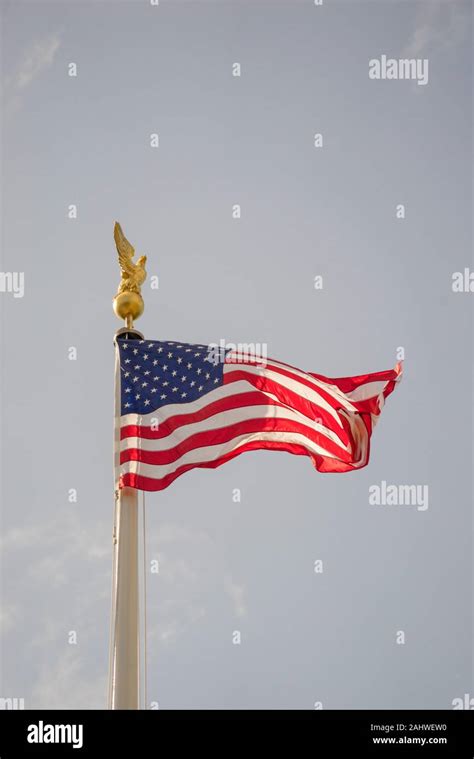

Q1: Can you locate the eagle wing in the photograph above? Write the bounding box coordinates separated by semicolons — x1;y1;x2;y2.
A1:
114;222;136;276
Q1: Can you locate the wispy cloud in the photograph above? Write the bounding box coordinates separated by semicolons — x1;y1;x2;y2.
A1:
4;33;60;114
31;648;107;710
1;511;111;708
403;0;469;58
225;577;247;619
15;35;60;90
1;512;109;566
0;604;18;635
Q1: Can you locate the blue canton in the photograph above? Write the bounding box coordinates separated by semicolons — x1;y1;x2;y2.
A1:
119;340;226;416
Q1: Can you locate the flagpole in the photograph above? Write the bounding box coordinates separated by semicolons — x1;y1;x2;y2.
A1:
108;222;148;710
109;479;140;709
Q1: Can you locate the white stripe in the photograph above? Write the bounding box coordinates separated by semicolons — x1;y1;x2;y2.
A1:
121;380;256;427
224;362;351;426
265;357;398;409
226;358;362;411
120;428;368;482
258;358;363;410
121;373;349;437
120;402;349;454
344;380;392;402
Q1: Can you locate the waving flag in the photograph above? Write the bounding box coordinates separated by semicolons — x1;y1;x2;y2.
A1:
115;339;402;492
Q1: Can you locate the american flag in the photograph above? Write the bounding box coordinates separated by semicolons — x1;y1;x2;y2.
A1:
115;339;402;492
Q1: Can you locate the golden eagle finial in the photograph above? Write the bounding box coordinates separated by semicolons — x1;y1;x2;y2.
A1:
113;222;147;328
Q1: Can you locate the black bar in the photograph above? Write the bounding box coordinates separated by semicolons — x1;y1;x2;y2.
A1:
0;709;473;757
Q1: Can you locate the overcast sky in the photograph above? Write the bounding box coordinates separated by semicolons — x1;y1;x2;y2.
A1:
0;0;472;709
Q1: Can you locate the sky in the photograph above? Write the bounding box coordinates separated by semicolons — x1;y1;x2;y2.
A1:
0;0;472;709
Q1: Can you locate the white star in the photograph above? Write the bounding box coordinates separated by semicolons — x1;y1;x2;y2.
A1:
181;376;187;382
194;352;201;357
125;388;131;393
125;359;131;364
148;343;154;348
213;378;219;383
181;392;187;398
167;352;173;358
157;347;163;353
198;385;203;392
190;381;196;387
133;376;139;383
134;364;141;370
185;348;192;353
177;357;183;364
171;370;177;377
133;348;138;355
196;368;202;374
124;371;130;378
143;354;149;360
162;381;169;387
135;393;140;400
144;399;150;406
125;402;131;408
122;344;128;350
205;372;210;379
162;364;168;371
144;370;150;376
172;387;178;392
151;388;157;393
153;360;158;366
187;363;192;369
160;394;167;400
153;376;160;382
142;382;148;388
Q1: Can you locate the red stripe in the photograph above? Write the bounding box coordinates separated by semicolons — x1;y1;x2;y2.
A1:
120;416;351;466
120;366;397;450
235;353;402;398
120;437;370;492
121;390;335;442
122;389;347;453
223;369;351;447
225;363;354;415
226;356;401;416
309;364;401;394
301;363;399;415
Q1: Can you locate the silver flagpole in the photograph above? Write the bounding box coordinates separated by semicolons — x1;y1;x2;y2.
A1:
108;222;148;710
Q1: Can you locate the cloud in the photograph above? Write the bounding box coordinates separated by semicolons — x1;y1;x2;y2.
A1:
1;512;112;632
149;599;206;646
1;512;110;567
0;604;18;635
144;523;214;645
30;648;107;710
15;35;60;90
2;515;243;705
225;577;247;618
1;510;112;708
403;0;469;58
4;33;60;114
